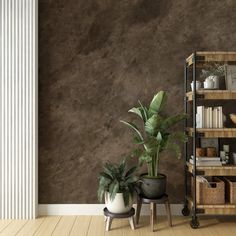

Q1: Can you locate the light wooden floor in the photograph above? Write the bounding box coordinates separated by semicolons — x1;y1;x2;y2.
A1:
0;215;236;236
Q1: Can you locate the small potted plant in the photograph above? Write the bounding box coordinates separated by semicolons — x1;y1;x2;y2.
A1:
121;91;188;198
200;62;225;89
98;160;138;214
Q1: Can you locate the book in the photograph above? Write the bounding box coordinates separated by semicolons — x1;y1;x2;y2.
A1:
204;107;208;128
191;156;221;161
218;106;223;128
209;107;213;128
196;106;204;128
212;107;218;128
189;159;222;166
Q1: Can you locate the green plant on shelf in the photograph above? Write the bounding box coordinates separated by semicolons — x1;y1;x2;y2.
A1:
200;62;225;79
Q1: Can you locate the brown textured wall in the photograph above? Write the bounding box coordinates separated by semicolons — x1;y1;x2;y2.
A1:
39;0;236;203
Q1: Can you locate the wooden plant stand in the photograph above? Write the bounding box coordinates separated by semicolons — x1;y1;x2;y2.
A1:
136;194;172;232
103;207;135;231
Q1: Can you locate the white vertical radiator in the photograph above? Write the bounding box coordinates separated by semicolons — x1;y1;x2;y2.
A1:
0;0;38;219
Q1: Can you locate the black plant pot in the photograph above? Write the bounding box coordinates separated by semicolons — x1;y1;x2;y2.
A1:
140;173;167;199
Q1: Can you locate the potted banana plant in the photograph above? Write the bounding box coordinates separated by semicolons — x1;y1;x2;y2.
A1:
98;160;138;213
121;91;188;198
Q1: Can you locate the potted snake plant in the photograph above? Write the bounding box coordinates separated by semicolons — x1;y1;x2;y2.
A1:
98;160;138;213
121;91;188;198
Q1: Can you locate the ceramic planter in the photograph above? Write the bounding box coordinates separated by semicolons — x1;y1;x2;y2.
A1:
105;192;133;214
140;173;166;199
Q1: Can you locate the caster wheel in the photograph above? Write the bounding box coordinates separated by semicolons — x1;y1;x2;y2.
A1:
190;219;200;229
182;206;190;216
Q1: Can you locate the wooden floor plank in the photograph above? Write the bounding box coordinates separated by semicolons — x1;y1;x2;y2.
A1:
0;215;236;236
87;216;105;236
33;216;61;236
0;220;12;233
0;220;27;236
16;217;45;236
105;218;124;236
70;216;91;236
52;216;76;236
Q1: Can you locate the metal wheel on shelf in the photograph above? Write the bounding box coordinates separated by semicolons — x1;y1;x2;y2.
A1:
190;218;200;229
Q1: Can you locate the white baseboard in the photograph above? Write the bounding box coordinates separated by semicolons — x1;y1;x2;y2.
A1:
39;204;183;216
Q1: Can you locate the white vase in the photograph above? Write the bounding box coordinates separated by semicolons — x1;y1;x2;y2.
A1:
209;75;219;89
105;192;133;214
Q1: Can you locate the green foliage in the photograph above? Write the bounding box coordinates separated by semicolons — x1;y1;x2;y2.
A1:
200;62;225;78
121;91;188;177
97;160;138;207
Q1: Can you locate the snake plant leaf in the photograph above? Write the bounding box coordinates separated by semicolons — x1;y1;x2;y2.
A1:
120;120;144;141
104;163;117;177
162;114;188;130
145;115;162;136
99;172;113;180
125;166;137;178
119;159;126;176
123;190;130;207
149;91;167;116
109;181;119;201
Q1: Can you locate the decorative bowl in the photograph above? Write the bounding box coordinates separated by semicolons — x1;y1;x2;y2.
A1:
230;113;236;124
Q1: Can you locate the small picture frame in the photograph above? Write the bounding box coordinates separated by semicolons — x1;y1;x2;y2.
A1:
225;64;236;90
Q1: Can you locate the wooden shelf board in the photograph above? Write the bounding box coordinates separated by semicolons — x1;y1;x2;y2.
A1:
187;127;236;138
186;90;236;101
186;51;236;66
187;162;236;176
188;197;236;214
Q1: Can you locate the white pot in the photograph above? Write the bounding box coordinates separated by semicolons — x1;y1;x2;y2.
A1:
191;80;201;91
105;192;133;214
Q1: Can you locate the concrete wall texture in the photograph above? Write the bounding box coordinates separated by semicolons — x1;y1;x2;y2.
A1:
39;0;236;203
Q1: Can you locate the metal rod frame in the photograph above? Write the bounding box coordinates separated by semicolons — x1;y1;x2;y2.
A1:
184;52;198;223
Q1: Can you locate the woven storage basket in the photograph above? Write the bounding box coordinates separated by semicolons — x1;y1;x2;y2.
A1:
223;177;236;204
195;177;225;204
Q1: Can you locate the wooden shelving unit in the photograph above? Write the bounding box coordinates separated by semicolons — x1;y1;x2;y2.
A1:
183;52;236;229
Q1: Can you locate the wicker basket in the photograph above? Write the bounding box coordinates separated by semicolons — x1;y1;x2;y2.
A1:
222;177;236;204
195;177;225;205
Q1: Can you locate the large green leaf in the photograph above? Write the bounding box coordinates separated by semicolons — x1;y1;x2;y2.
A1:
109;181;119;201
169;131;188;143
128;107;143;119
123;190;130;207
165;141;181;159
161;114;188;130
138;100;148;122
149;91;167;116
125;166;137;178
145;115;163;136
120;120;144;141
118;159;126;176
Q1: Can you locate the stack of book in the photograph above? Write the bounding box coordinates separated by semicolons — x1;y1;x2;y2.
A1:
189;156;222;166
196;106;223;128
